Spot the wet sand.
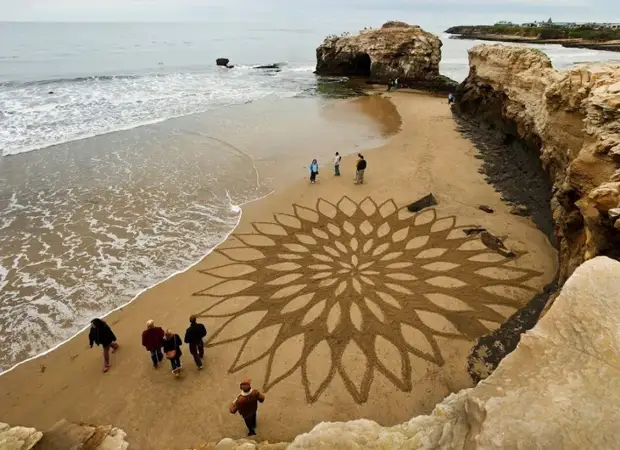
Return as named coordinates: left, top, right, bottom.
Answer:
left=0, top=91, right=557, bottom=449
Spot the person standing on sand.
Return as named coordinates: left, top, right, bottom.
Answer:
left=162, top=329, right=183, bottom=377
left=88, top=318, right=119, bottom=373
left=334, top=152, right=342, bottom=176
left=309, top=159, right=319, bottom=184
left=184, top=315, right=207, bottom=370
left=355, top=154, right=367, bottom=185
left=448, top=93, right=455, bottom=105
left=141, top=320, right=165, bottom=368
left=230, top=378, right=266, bottom=436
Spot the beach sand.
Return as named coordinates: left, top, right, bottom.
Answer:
left=0, top=91, right=557, bottom=449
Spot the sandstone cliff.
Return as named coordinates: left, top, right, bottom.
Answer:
left=315, top=22, right=452, bottom=90
left=203, top=257, right=620, bottom=449
left=455, top=44, right=620, bottom=285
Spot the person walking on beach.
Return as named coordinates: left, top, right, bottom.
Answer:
left=334, top=152, right=342, bottom=176
left=184, top=315, right=207, bottom=370
left=448, top=93, right=455, bottom=105
left=141, top=320, right=165, bottom=369
left=162, top=329, right=183, bottom=377
left=230, top=378, right=266, bottom=436
left=355, top=154, right=367, bottom=185
left=88, top=318, right=119, bottom=373
left=309, top=159, right=319, bottom=184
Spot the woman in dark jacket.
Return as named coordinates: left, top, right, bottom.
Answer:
left=88, top=318, right=119, bottom=373
left=162, top=329, right=183, bottom=377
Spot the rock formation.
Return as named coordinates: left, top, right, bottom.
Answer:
left=315, top=22, right=454, bottom=91
left=0, top=420, right=128, bottom=450
left=199, top=256, right=620, bottom=449
left=455, top=44, right=620, bottom=286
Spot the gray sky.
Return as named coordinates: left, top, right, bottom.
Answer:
left=3, top=0, right=617, bottom=29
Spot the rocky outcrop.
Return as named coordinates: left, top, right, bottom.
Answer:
left=0, top=421, right=128, bottom=450
left=315, top=22, right=454, bottom=91
left=455, top=44, right=620, bottom=286
left=0, top=423, right=42, bottom=450
left=201, top=256, right=620, bottom=449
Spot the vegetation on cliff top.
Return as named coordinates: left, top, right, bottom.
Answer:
left=445, top=25, right=620, bottom=41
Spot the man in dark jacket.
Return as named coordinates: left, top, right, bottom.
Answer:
left=141, top=320, right=165, bottom=368
left=355, top=154, right=367, bottom=185
left=184, top=315, right=207, bottom=369
left=89, top=318, right=119, bottom=373
left=230, top=378, right=266, bottom=436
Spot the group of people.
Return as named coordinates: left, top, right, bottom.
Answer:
left=89, top=315, right=206, bottom=376
left=309, top=152, right=367, bottom=185
left=88, top=316, right=266, bottom=436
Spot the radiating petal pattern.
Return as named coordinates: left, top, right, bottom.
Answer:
left=193, top=197, right=542, bottom=404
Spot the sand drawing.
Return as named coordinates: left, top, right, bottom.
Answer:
left=193, top=197, right=542, bottom=404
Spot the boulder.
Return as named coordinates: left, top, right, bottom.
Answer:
left=455, top=44, right=620, bottom=283
left=0, top=422, right=42, bottom=450
left=406, top=193, right=437, bottom=212
left=315, top=22, right=446, bottom=89
left=216, top=58, right=230, bottom=67
left=253, top=64, right=281, bottom=70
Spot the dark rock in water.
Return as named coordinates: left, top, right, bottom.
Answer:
left=478, top=205, right=494, bottom=214
left=254, top=63, right=281, bottom=69
left=407, top=193, right=437, bottom=212
left=48, top=91, right=54, bottom=94
left=216, top=58, right=230, bottom=67
left=226, top=64, right=235, bottom=69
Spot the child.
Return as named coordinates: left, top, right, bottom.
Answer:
left=309, top=159, right=319, bottom=184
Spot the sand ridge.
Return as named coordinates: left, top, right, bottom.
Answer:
left=0, top=91, right=557, bottom=450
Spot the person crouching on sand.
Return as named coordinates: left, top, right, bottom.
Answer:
left=162, top=329, right=183, bottom=377
left=184, top=315, right=207, bottom=370
left=230, top=378, right=265, bottom=436
left=142, top=319, right=165, bottom=368
left=309, top=159, right=319, bottom=184
left=88, top=318, right=119, bottom=373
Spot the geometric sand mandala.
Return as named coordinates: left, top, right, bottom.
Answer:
left=193, top=197, right=542, bottom=403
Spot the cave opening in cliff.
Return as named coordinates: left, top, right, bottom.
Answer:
left=350, top=53, right=371, bottom=76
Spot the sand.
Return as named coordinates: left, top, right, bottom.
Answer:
left=0, top=91, right=557, bottom=449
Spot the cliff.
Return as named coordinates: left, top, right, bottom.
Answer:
left=455, top=44, right=620, bottom=286
left=445, top=25, right=620, bottom=52
left=315, top=22, right=454, bottom=90
left=202, top=257, right=620, bottom=449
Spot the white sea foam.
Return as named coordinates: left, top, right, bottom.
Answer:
left=0, top=65, right=316, bottom=156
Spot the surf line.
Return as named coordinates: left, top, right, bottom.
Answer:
left=0, top=151, right=274, bottom=377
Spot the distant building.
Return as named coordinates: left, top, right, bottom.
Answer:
left=494, top=21, right=514, bottom=26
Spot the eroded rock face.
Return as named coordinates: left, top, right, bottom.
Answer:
left=315, top=22, right=442, bottom=86
left=455, top=44, right=620, bottom=285
left=0, top=423, right=42, bottom=450
left=206, top=256, right=620, bottom=449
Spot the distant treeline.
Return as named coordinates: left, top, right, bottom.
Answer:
left=445, top=25, right=620, bottom=42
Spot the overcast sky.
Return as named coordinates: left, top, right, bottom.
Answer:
left=3, top=0, right=617, bottom=30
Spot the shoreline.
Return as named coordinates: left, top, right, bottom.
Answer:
left=0, top=93, right=388, bottom=372
left=0, top=90, right=557, bottom=449
left=447, top=33, right=620, bottom=53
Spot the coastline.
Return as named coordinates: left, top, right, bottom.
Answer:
left=0, top=91, right=557, bottom=449
left=447, top=33, right=620, bottom=53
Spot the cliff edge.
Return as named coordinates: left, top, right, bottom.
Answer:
left=455, top=44, right=620, bottom=286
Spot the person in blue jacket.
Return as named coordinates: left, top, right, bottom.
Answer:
left=309, top=159, right=319, bottom=184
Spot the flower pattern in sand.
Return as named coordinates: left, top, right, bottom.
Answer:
left=194, top=197, right=541, bottom=403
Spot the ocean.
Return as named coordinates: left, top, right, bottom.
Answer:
left=0, top=22, right=618, bottom=371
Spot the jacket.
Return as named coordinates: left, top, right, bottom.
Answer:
left=310, top=163, right=319, bottom=173
left=184, top=322, right=207, bottom=344
left=231, top=390, right=265, bottom=418
left=89, top=323, right=116, bottom=348
left=356, top=159, right=367, bottom=171
left=162, top=334, right=183, bottom=357
left=142, top=327, right=165, bottom=351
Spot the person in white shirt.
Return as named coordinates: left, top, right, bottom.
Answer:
left=334, top=152, right=342, bottom=176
